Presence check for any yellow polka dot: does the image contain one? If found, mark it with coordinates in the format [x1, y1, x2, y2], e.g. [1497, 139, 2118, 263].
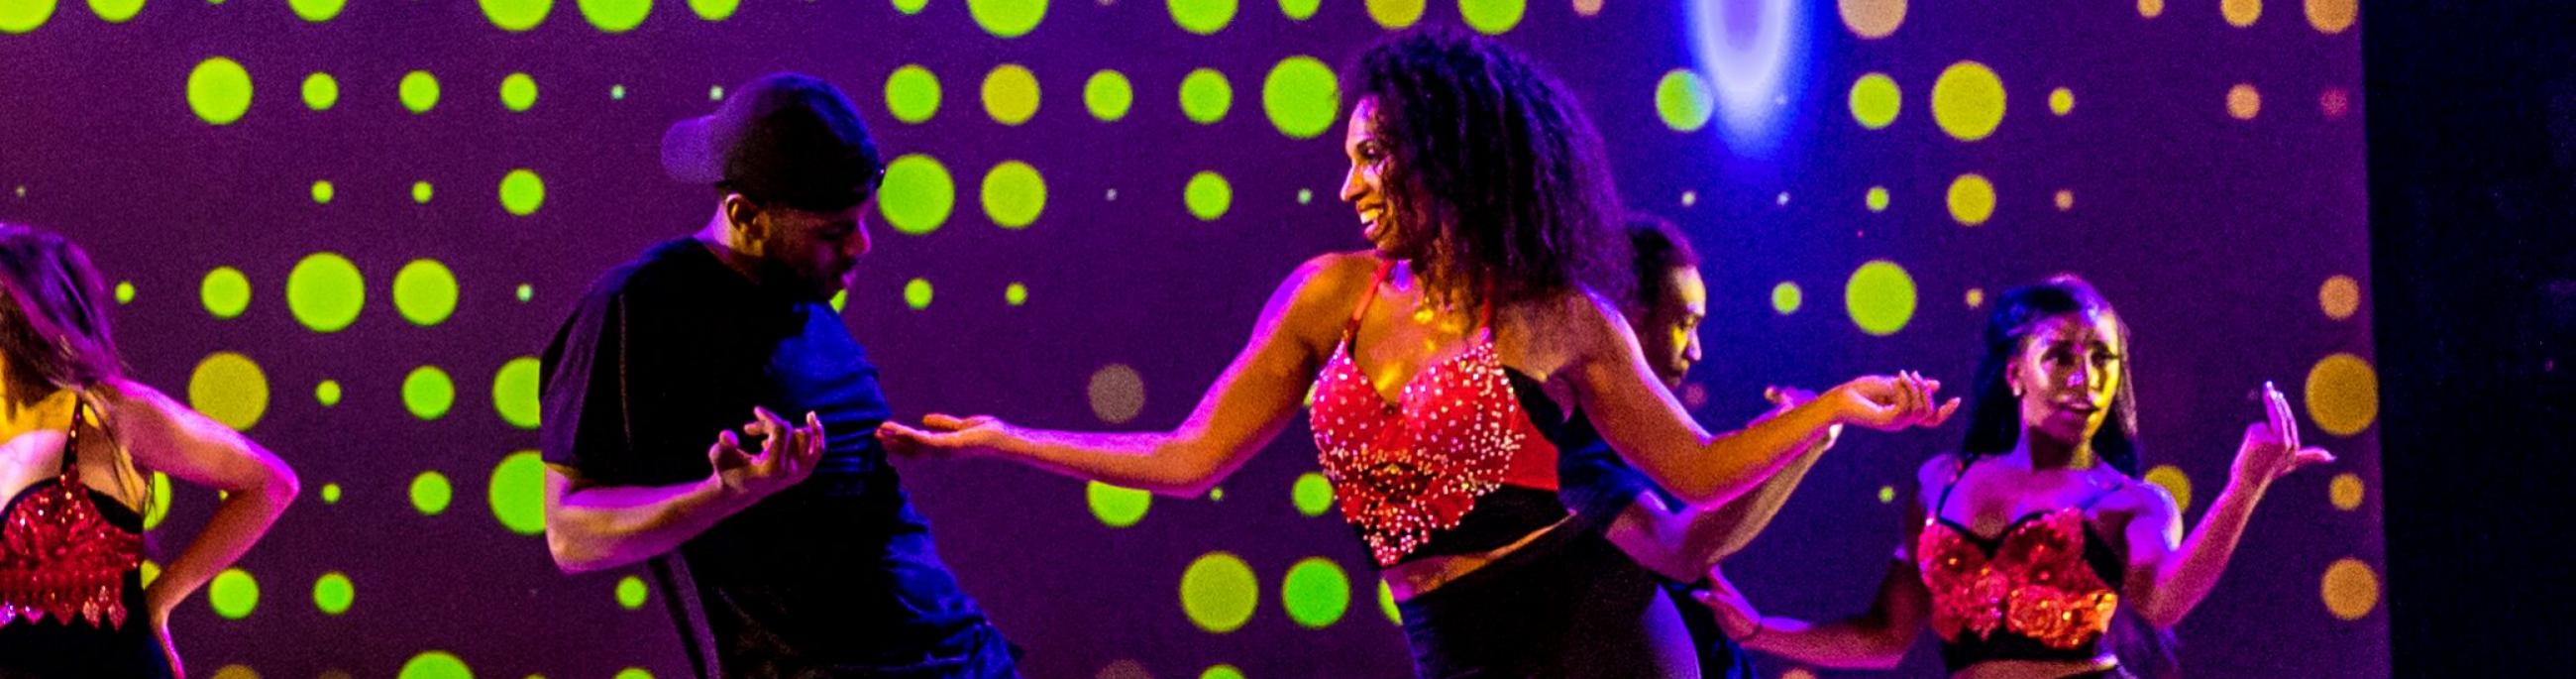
[1836, 0, 1904, 39]
[2319, 275, 2360, 320]
[2329, 472, 2364, 510]
[1782, 669, 1820, 679]
[2227, 83, 2262, 120]
[2054, 189, 2074, 211]
[2144, 464, 2194, 512]
[188, 352, 270, 431]
[1365, 0, 1422, 28]
[1931, 61, 2007, 143]
[2138, 0, 2164, 17]
[1965, 287, 1985, 309]
[2223, 0, 2261, 27]
[1947, 173, 1995, 226]
[2048, 87, 2074, 116]
[2320, 558, 2380, 621]
[211, 666, 262, 679]
[1572, 0, 1603, 17]
[2305, 0, 2355, 33]
[2304, 353, 2378, 436]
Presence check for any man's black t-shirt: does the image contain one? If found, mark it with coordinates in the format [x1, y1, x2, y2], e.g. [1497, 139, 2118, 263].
[542, 238, 1014, 678]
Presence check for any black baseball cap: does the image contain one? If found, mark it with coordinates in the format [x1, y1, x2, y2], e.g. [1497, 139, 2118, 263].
[661, 72, 885, 212]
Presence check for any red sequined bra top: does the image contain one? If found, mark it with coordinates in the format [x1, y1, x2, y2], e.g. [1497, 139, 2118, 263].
[1310, 261, 1564, 568]
[1, 398, 146, 628]
[1912, 456, 2128, 673]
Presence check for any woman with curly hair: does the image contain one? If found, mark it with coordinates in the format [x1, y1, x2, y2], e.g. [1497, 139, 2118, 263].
[882, 30, 1954, 677]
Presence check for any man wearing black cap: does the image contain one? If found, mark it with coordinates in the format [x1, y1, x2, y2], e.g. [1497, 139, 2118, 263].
[538, 72, 1020, 678]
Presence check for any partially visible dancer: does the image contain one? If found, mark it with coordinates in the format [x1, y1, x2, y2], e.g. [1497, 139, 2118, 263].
[1554, 213, 1841, 679]
[0, 223, 300, 678]
[1696, 276, 2334, 679]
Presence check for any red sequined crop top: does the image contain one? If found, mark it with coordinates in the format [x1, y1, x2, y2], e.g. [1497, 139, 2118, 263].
[1310, 261, 1564, 567]
[1, 397, 146, 628]
[1912, 456, 2128, 672]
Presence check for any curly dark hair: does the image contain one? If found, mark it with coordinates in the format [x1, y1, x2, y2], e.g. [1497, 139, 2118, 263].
[1348, 29, 1631, 312]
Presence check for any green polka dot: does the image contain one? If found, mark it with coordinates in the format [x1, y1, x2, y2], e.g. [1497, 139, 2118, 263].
[90, 0, 141, 23]
[286, 253, 365, 333]
[1656, 69, 1713, 133]
[1084, 69, 1133, 122]
[1200, 666, 1244, 679]
[302, 72, 340, 111]
[829, 290, 846, 313]
[1180, 551, 1257, 632]
[187, 57, 254, 126]
[1005, 283, 1028, 306]
[493, 357, 541, 429]
[981, 63, 1039, 126]
[1931, 60, 2007, 142]
[614, 670, 653, 679]
[396, 651, 471, 679]
[1086, 481, 1150, 527]
[1878, 485, 1896, 503]
[1843, 260, 1917, 336]
[412, 180, 434, 204]
[479, 0, 551, 31]
[410, 470, 453, 515]
[1947, 172, 1995, 226]
[1377, 579, 1399, 623]
[201, 266, 251, 318]
[1281, 557, 1348, 628]
[315, 379, 343, 406]
[1866, 185, 1890, 212]
[288, 0, 342, 22]
[320, 482, 342, 504]
[391, 259, 458, 326]
[885, 64, 941, 124]
[1771, 282, 1802, 314]
[209, 568, 259, 619]
[515, 283, 534, 302]
[399, 70, 440, 114]
[1291, 472, 1332, 516]
[615, 575, 648, 609]
[578, 0, 648, 32]
[139, 560, 160, 587]
[1168, 0, 1234, 35]
[188, 352, 268, 430]
[499, 72, 538, 112]
[1849, 72, 1900, 130]
[1279, 0, 1317, 20]
[904, 279, 933, 310]
[1185, 171, 1232, 221]
[891, 0, 925, 14]
[688, 0, 735, 20]
[609, 83, 626, 99]
[1180, 68, 1232, 124]
[980, 161, 1046, 229]
[114, 282, 135, 304]
[1458, 0, 1524, 34]
[404, 366, 455, 420]
[880, 154, 954, 235]
[144, 473, 170, 528]
[966, 0, 1043, 38]
[489, 450, 547, 535]
[499, 168, 546, 216]
[1208, 487, 1225, 502]
[312, 572, 354, 615]
[310, 179, 335, 204]
[0, 0, 52, 32]
[1260, 57, 1339, 140]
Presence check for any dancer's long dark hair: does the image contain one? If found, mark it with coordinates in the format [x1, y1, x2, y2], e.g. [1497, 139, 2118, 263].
[1347, 29, 1631, 312]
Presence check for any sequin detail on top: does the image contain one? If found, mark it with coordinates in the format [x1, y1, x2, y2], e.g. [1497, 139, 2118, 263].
[1916, 508, 2119, 650]
[1312, 339, 1536, 567]
[0, 399, 142, 629]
